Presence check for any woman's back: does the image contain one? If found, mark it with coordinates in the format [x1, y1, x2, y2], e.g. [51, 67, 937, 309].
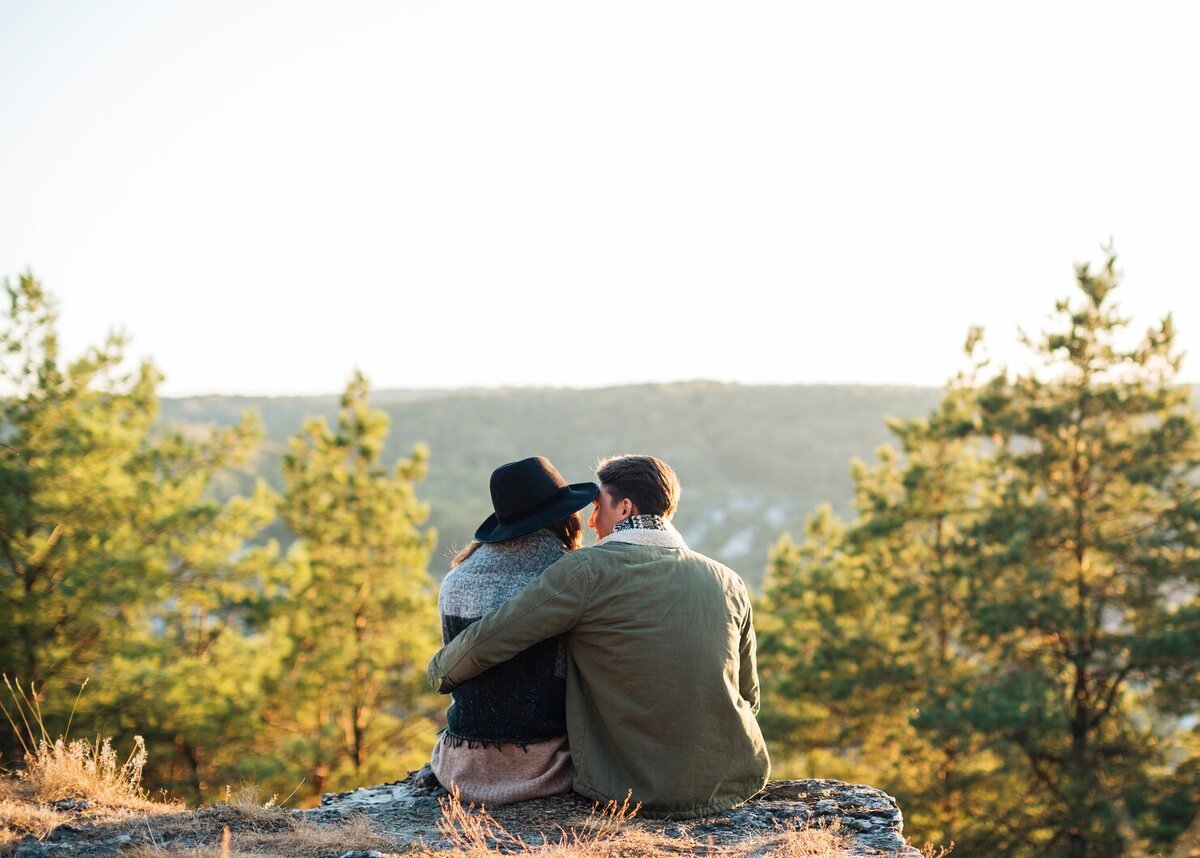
[438, 529, 569, 745]
[430, 455, 596, 806]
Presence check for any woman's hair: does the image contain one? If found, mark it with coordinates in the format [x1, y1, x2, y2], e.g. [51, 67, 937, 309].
[450, 512, 584, 568]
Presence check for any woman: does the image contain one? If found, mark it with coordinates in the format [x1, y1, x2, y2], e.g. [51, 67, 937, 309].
[431, 456, 597, 806]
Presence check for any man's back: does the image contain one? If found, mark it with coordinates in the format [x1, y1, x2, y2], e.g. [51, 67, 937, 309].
[561, 538, 769, 817]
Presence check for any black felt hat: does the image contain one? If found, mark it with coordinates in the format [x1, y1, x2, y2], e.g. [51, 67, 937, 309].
[474, 457, 598, 543]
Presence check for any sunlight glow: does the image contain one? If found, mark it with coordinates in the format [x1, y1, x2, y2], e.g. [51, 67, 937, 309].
[2, 1, 1198, 395]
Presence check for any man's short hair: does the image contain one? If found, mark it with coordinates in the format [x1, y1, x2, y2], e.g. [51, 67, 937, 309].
[595, 454, 681, 518]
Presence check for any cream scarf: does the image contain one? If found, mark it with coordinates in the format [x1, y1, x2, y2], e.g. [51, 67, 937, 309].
[596, 514, 687, 549]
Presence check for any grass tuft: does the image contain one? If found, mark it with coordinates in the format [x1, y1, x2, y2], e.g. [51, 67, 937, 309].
[432, 788, 855, 858]
[2, 674, 169, 812]
[759, 818, 851, 858]
[23, 732, 150, 805]
[437, 785, 531, 853]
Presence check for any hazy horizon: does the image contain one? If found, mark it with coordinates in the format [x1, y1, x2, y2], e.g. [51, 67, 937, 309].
[155, 377, 948, 400]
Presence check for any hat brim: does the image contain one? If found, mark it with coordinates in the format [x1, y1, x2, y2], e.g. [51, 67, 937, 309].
[474, 481, 599, 543]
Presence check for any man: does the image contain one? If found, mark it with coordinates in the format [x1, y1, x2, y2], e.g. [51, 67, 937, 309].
[428, 454, 770, 819]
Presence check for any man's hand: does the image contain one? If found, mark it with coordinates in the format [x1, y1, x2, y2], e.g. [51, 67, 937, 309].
[425, 552, 588, 693]
[427, 651, 455, 693]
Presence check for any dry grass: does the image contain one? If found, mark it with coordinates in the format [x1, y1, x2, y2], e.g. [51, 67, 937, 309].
[433, 787, 685, 857]
[0, 777, 179, 852]
[0, 787, 64, 845]
[19, 733, 161, 808]
[1, 675, 179, 850]
[1, 675, 175, 814]
[235, 813, 392, 857]
[121, 812, 392, 857]
[757, 818, 851, 858]
[216, 783, 291, 825]
[435, 785, 530, 854]
[429, 788, 854, 858]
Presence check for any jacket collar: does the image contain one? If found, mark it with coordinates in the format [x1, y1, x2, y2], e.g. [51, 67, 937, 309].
[596, 519, 688, 549]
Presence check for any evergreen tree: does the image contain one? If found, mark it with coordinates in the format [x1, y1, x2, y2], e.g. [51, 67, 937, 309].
[0, 274, 282, 792]
[1, 274, 162, 697]
[963, 251, 1200, 856]
[760, 249, 1200, 856]
[271, 371, 439, 799]
[758, 387, 1017, 850]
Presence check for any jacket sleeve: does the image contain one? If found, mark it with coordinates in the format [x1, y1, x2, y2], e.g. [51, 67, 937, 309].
[738, 593, 761, 714]
[428, 552, 590, 693]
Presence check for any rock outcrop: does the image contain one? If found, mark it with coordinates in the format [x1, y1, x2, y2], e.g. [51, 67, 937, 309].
[2, 774, 920, 856]
[311, 773, 921, 857]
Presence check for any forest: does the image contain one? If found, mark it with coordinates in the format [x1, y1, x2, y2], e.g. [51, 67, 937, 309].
[2, 253, 1198, 857]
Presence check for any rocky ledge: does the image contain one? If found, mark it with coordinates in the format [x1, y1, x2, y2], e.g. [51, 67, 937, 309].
[2, 774, 919, 857]
[311, 774, 921, 857]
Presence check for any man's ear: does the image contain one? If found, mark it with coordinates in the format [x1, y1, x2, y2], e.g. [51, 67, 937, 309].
[623, 498, 639, 517]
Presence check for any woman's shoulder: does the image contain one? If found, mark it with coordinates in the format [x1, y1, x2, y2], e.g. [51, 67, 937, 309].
[455, 529, 567, 575]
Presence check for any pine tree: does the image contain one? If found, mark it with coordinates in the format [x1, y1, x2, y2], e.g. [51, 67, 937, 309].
[962, 250, 1200, 856]
[759, 386, 1017, 850]
[0, 273, 283, 793]
[270, 371, 439, 798]
[1, 274, 163, 697]
[760, 249, 1200, 856]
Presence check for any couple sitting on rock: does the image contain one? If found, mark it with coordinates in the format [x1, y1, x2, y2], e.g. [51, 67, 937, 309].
[427, 454, 770, 820]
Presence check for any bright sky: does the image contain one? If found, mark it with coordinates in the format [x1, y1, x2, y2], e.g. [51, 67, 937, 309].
[2, 1, 1198, 396]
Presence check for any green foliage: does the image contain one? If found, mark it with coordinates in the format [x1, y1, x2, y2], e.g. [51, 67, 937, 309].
[0, 273, 285, 799]
[264, 371, 440, 799]
[94, 474, 288, 798]
[1, 279, 442, 803]
[760, 249, 1200, 857]
[1, 274, 162, 691]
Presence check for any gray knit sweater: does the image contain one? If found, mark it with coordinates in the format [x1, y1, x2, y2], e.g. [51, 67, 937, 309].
[438, 528, 569, 744]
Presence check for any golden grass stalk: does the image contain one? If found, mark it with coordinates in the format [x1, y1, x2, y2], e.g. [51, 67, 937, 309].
[1, 674, 168, 812]
[761, 817, 852, 858]
[437, 785, 530, 853]
[433, 788, 859, 858]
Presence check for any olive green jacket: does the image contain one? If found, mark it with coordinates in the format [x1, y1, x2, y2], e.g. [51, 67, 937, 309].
[427, 524, 770, 819]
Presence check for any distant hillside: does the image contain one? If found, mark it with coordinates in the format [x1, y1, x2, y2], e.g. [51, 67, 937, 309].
[159, 382, 944, 588]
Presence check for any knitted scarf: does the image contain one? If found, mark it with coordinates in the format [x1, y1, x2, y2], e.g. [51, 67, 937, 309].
[597, 514, 688, 549]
